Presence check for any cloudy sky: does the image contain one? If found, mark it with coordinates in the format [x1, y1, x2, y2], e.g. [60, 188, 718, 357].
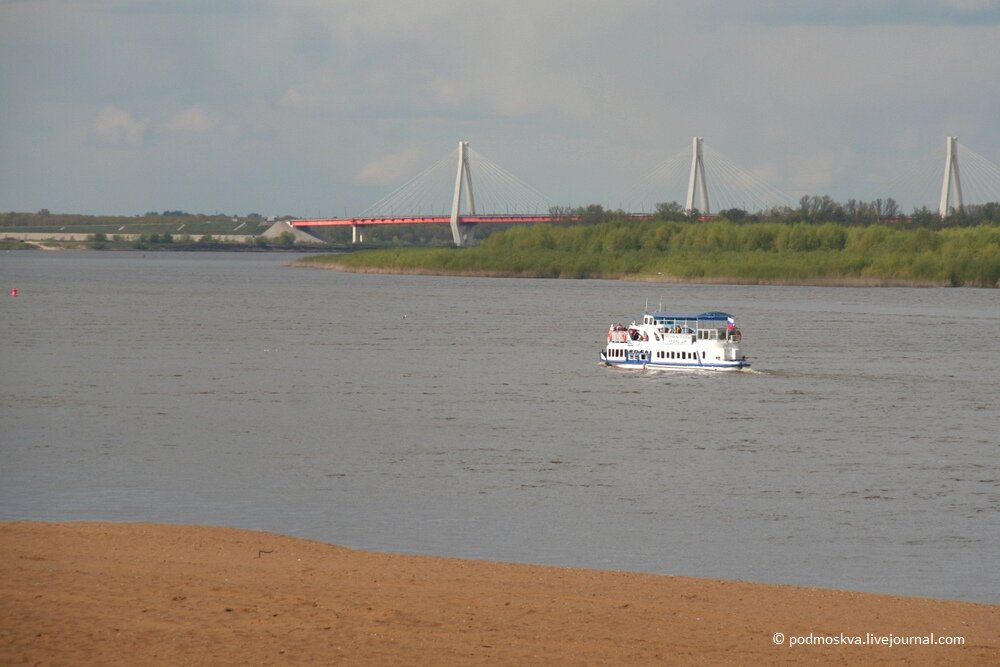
[1, 0, 998, 216]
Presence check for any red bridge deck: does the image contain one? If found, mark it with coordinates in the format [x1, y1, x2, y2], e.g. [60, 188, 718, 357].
[290, 214, 572, 227]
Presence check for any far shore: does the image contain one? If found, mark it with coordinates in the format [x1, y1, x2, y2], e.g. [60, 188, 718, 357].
[293, 258, 953, 288]
[3, 522, 997, 665]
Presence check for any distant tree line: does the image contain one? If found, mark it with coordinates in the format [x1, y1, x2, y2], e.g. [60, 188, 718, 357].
[85, 231, 303, 251]
[4, 197, 998, 249]
[546, 198, 1000, 228]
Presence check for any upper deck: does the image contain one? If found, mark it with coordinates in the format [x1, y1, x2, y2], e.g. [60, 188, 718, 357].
[642, 311, 740, 342]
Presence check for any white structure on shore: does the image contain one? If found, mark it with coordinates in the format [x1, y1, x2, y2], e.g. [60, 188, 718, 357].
[261, 220, 324, 244]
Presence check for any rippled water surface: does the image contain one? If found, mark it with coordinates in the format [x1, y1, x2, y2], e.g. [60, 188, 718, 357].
[2, 252, 998, 602]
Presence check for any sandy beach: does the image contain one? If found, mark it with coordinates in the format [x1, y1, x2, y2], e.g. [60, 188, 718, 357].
[2, 522, 997, 665]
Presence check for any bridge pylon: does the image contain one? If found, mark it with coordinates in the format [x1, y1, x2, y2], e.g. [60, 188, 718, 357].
[450, 140, 477, 247]
[685, 136, 710, 215]
[938, 136, 964, 217]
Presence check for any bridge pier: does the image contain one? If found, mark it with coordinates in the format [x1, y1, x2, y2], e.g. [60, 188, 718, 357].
[450, 140, 477, 247]
[685, 136, 710, 215]
[352, 225, 364, 244]
[939, 136, 964, 217]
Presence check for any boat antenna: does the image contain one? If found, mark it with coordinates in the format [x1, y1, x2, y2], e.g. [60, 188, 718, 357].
[645, 297, 649, 313]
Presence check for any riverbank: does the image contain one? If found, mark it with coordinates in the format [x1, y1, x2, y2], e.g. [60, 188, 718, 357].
[294, 257, 954, 287]
[294, 220, 1000, 287]
[2, 522, 996, 665]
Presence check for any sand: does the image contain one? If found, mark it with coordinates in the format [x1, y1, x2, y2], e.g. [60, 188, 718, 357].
[2, 522, 996, 665]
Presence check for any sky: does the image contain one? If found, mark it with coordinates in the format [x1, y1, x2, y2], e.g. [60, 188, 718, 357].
[1, 0, 999, 217]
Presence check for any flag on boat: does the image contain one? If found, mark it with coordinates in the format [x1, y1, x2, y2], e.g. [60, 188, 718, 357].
[726, 316, 736, 329]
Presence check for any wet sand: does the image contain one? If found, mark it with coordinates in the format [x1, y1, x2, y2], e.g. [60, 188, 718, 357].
[2, 522, 997, 665]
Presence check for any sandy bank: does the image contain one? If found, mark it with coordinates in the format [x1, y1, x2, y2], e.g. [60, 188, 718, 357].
[2, 522, 996, 665]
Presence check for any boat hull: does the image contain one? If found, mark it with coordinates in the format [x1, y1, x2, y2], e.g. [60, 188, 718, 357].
[600, 352, 749, 371]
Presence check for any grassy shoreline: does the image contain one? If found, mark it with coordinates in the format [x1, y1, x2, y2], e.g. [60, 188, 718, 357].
[294, 257, 951, 287]
[295, 219, 1000, 288]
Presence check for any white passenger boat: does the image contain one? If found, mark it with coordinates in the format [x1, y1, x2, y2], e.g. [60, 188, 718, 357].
[601, 311, 749, 371]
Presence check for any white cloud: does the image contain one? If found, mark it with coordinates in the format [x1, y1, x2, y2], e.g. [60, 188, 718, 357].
[92, 106, 147, 146]
[3, 1, 998, 214]
[159, 106, 218, 133]
[280, 86, 319, 110]
[355, 145, 425, 185]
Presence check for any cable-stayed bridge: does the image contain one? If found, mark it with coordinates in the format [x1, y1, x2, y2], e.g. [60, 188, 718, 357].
[292, 141, 562, 247]
[291, 137, 1000, 247]
[619, 137, 800, 215]
[882, 137, 1000, 216]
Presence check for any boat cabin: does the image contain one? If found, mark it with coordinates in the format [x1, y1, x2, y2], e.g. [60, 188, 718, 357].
[643, 311, 741, 342]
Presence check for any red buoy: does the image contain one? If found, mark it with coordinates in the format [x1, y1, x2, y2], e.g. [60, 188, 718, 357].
[8, 288, 17, 297]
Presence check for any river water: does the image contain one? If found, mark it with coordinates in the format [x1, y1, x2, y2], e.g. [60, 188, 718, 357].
[1, 251, 997, 603]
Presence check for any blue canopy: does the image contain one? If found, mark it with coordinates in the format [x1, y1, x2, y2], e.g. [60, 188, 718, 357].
[649, 311, 733, 321]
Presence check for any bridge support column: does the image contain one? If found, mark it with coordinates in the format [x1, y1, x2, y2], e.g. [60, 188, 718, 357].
[352, 225, 364, 244]
[449, 140, 477, 247]
[685, 136, 710, 216]
[938, 136, 963, 217]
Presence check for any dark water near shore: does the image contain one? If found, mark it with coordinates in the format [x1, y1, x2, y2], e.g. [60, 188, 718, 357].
[2, 252, 998, 602]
